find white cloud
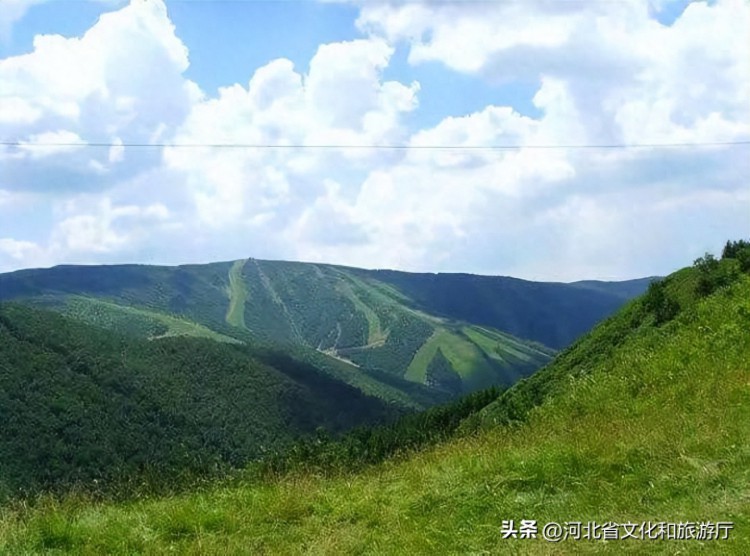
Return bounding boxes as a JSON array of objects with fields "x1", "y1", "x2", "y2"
[
  {"x1": 164, "y1": 37, "x2": 420, "y2": 227},
  {"x1": 0, "y1": 0, "x2": 201, "y2": 191},
  {"x1": 0, "y1": 96, "x2": 42, "y2": 125},
  {"x1": 52, "y1": 197, "x2": 170, "y2": 254},
  {"x1": 108, "y1": 137, "x2": 125, "y2": 164},
  {"x1": 0, "y1": 0, "x2": 748, "y2": 279},
  {"x1": 0, "y1": 236, "x2": 52, "y2": 271},
  {"x1": 0, "y1": 237, "x2": 41, "y2": 260},
  {"x1": 354, "y1": 0, "x2": 750, "y2": 147},
  {"x1": 277, "y1": 0, "x2": 748, "y2": 278},
  {"x1": 16, "y1": 130, "x2": 84, "y2": 159},
  {"x1": 513, "y1": 185, "x2": 750, "y2": 281},
  {"x1": 284, "y1": 179, "x2": 368, "y2": 249}
]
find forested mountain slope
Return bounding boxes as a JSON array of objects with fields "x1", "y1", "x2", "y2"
[
  {"x1": 1, "y1": 243, "x2": 744, "y2": 554},
  {"x1": 357, "y1": 268, "x2": 654, "y2": 349},
  {"x1": 0, "y1": 259, "x2": 646, "y2": 398},
  {"x1": 0, "y1": 304, "x2": 394, "y2": 498}
]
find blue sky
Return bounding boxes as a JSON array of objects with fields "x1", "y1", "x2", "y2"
[
  {"x1": 0, "y1": 0, "x2": 748, "y2": 280},
  {"x1": 2, "y1": 0, "x2": 542, "y2": 129}
]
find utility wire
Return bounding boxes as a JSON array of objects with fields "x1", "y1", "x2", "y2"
[
  {"x1": 2, "y1": 140, "x2": 749, "y2": 150},
  {"x1": 29, "y1": 0, "x2": 663, "y2": 3}
]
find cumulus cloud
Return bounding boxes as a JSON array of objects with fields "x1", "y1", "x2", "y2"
[
  {"x1": 0, "y1": 236, "x2": 50, "y2": 271},
  {"x1": 15, "y1": 130, "x2": 85, "y2": 159},
  {"x1": 355, "y1": 0, "x2": 750, "y2": 144},
  {"x1": 281, "y1": 0, "x2": 748, "y2": 277},
  {"x1": 164, "y1": 38, "x2": 419, "y2": 228},
  {"x1": 0, "y1": 0, "x2": 748, "y2": 279},
  {"x1": 0, "y1": 0, "x2": 201, "y2": 192},
  {"x1": 52, "y1": 197, "x2": 170, "y2": 254},
  {"x1": 0, "y1": 237, "x2": 41, "y2": 260}
]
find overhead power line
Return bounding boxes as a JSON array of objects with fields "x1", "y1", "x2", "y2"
[
  {"x1": 2, "y1": 140, "x2": 749, "y2": 150},
  {"x1": 28, "y1": 0, "x2": 662, "y2": 3}
]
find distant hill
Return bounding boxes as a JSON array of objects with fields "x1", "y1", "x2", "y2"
[
  {"x1": 0, "y1": 259, "x2": 647, "y2": 398},
  {"x1": 354, "y1": 269, "x2": 655, "y2": 349},
  {"x1": 568, "y1": 277, "x2": 659, "y2": 300}
]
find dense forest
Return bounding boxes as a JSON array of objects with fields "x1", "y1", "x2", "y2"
[{"x1": 0, "y1": 306, "x2": 395, "y2": 499}]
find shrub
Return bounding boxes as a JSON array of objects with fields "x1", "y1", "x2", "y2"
[{"x1": 642, "y1": 279, "x2": 679, "y2": 325}]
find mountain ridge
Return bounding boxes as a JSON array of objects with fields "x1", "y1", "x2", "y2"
[
  {"x1": 0, "y1": 258, "x2": 658, "y2": 285},
  {"x1": 0, "y1": 258, "x2": 650, "y2": 400}
]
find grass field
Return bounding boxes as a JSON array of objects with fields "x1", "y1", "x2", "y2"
[
  {"x1": 405, "y1": 328, "x2": 493, "y2": 386},
  {"x1": 406, "y1": 326, "x2": 552, "y2": 390},
  {"x1": 463, "y1": 326, "x2": 533, "y2": 362},
  {"x1": 225, "y1": 260, "x2": 248, "y2": 329}
]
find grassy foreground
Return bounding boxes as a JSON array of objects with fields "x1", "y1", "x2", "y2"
[{"x1": 1, "y1": 275, "x2": 748, "y2": 554}]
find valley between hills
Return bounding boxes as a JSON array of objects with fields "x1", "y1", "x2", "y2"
[{"x1": 2, "y1": 244, "x2": 748, "y2": 554}]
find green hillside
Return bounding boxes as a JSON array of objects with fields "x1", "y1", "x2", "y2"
[
  {"x1": 30, "y1": 295, "x2": 242, "y2": 344},
  {"x1": 0, "y1": 304, "x2": 396, "y2": 499},
  {"x1": 350, "y1": 268, "x2": 654, "y2": 349},
  {"x1": 203, "y1": 259, "x2": 556, "y2": 394},
  {"x1": 1, "y1": 243, "x2": 747, "y2": 554},
  {"x1": 24, "y1": 295, "x2": 448, "y2": 412},
  {"x1": 0, "y1": 258, "x2": 645, "y2": 400}
]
